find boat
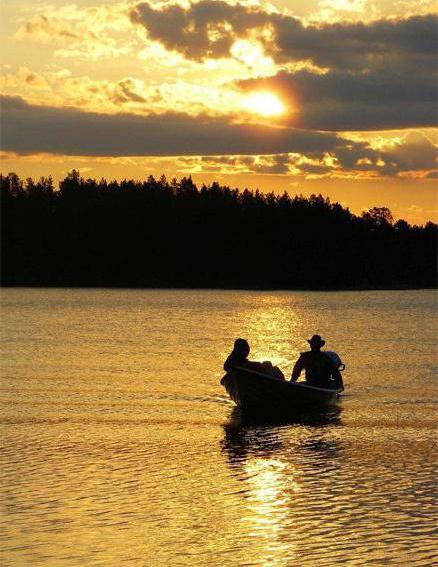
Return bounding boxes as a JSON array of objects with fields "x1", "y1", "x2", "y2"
[{"x1": 221, "y1": 367, "x2": 342, "y2": 416}]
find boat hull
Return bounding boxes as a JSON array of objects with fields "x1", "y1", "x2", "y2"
[{"x1": 221, "y1": 368, "x2": 341, "y2": 416}]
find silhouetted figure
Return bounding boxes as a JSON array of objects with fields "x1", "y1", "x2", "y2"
[
  {"x1": 223, "y1": 339, "x2": 285, "y2": 380},
  {"x1": 224, "y1": 338, "x2": 261, "y2": 372},
  {"x1": 291, "y1": 335, "x2": 344, "y2": 390}
]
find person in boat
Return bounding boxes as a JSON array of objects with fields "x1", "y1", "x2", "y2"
[
  {"x1": 224, "y1": 338, "x2": 262, "y2": 373},
  {"x1": 223, "y1": 339, "x2": 285, "y2": 380},
  {"x1": 291, "y1": 335, "x2": 344, "y2": 390}
]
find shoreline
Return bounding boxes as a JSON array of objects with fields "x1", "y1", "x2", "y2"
[{"x1": 1, "y1": 284, "x2": 436, "y2": 292}]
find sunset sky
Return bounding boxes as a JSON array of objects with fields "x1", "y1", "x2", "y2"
[{"x1": 1, "y1": 0, "x2": 437, "y2": 223}]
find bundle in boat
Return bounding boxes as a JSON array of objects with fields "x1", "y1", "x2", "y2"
[{"x1": 221, "y1": 367, "x2": 342, "y2": 416}]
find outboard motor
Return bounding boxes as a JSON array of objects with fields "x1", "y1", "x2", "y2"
[{"x1": 324, "y1": 351, "x2": 346, "y2": 371}]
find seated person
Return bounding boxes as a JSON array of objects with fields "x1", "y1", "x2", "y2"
[
  {"x1": 224, "y1": 339, "x2": 285, "y2": 380},
  {"x1": 291, "y1": 335, "x2": 344, "y2": 390},
  {"x1": 224, "y1": 338, "x2": 261, "y2": 373}
]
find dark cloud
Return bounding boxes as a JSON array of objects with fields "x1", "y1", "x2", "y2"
[
  {"x1": 130, "y1": 1, "x2": 437, "y2": 131},
  {"x1": 111, "y1": 79, "x2": 147, "y2": 104},
  {"x1": 273, "y1": 13, "x2": 437, "y2": 70},
  {"x1": 240, "y1": 66, "x2": 436, "y2": 130},
  {"x1": 334, "y1": 132, "x2": 437, "y2": 175},
  {"x1": 251, "y1": 154, "x2": 291, "y2": 175},
  {"x1": 131, "y1": 1, "x2": 271, "y2": 60},
  {"x1": 197, "y1": 154, "x2": 291, "y2": 174},
  {"x1": 1, "y1": 96, "x2": 435, "y2": 177},
  {"x1": 130, "y1": 1, "x2": 437, "y2": 70},
  {"x1": 0, "y1": 95, "x2": 350, "y2": 157},
  {"x1": 296, "y1": 162, "x2": 332, "y2": 175},
  {"x1": 183, "y1": 137, "x2": 437, "y2": 176},
  {"x1": 382, "y1": 132, "x2": 437, "y2": 172}
]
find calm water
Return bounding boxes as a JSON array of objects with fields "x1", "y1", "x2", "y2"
[{"x1": 1, "y1": 289, "x2": 437, "y2": 566}]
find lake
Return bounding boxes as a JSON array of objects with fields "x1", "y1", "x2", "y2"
[{"x1": 1, "y1": 288, "x2": 437, "y2": 566}]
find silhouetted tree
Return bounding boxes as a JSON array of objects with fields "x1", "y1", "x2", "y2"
[
  {"x1": 362, "y1": 206, "x2": 394, "y2": 227},
  {"x1": 1, "y1": 171, "x2": 436, "y2": 289}
]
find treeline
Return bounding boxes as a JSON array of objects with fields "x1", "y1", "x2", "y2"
[{"x1": 1, "y1": 171, "x2": 437, "y2": 289}]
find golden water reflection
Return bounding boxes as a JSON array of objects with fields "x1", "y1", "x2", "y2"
[
  {"x1": 243, "y1": 457, "x2": 297, "y2": 565},
  {"x1": 2, "y1": 289, "x2": 437, "y2": 566},
  {"x1": 235, "y1": 295, "x2": 304, "y2": 369},
  {"x1": 221, "y1": 410, "x2": 344, "y2": 566}
]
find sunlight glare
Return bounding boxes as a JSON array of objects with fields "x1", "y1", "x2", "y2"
[
  {"x1": 231, "y1": 39, "x2": 275, "y2": 71},
  {"x1": 243, "y1": 91, "x2": 286, "y2": 117}
]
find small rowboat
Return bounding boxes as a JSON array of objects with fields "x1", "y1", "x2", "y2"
[{"x1": 221, "y1": 367, "x2": 342, "y2": 416}]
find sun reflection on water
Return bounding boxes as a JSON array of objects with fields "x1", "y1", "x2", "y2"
[
  {"x1": 2, "y1": 289, "x2": 437, "y2": 566},
  {"x1": 242, "y1": 457, "x2": 299, "y2": 564},
  {"x1": 236, "y1": 295, "x2": 304, "y2": 371}
]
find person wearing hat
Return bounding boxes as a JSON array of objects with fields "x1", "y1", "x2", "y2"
[{"x1": 290, "y1": 335, "x2": 344, "y2": 390}]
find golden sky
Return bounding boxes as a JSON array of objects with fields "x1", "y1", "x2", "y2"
[{"x1": 1, "y1": 0, "x2": 437, "y2": 223}]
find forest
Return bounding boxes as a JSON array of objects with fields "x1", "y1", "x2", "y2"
[{"x1": 1, "y1": 171, "x2": 436, "y2": 289}]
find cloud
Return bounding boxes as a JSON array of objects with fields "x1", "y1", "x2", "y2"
[
  {"x1": 167, "y1": 134, "x2": 438, "y2": 177},
  {"x1": 131, "y1": 2, "x2": 437, "y2": 70},
  {"x1": 334, "y1": 131, "x2": 437, "y2": 176},
  {"x1": 110, "y1": 79, "x2": 148, "y2": 104},
  {"x1": 239, "y1": 65, "x2": 437, "y2": 130},
  {"x1": 193, "y1": 154, "x2": 293, "y2": 175},
  {"x1": 1, "y1": 96, "x2": 435, "y2": 179},
  {"x1": 1, "y1": 67, "x2": 243, "y2": 118},
  {"x1": 131, "y1": 0, "x2": 273, "y2": 61},
  {"x1": 16, "y1": 4, "x2": 134, "y2": 60},
  {"x1": 381, "y1": 132, "x2": 438, "y2": 172},
  {"x1": 0, "y1": 95, "x2": 351, "y2": 157},
  {"x1": 129, "y1": 1, "x2": 437, "y2": 131},
  {"x1": 18, "y1": 14, "x2": 80, "y2": 42},
  {"x1": 13, "y1": 1, "x2": 437, "y2": 135}
]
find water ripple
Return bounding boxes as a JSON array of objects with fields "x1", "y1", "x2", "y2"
[{"x1": 1, "y1": 289, "x2": 437, "y2": 566}]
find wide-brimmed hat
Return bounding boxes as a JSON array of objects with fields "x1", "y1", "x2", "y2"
[{"x1": 308, "y1": 334, "x2": 325, "y2": 347}]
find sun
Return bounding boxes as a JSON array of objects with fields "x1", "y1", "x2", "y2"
[{"x1": 243, "y1": 91, "x2": 286, "y2": 117}]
